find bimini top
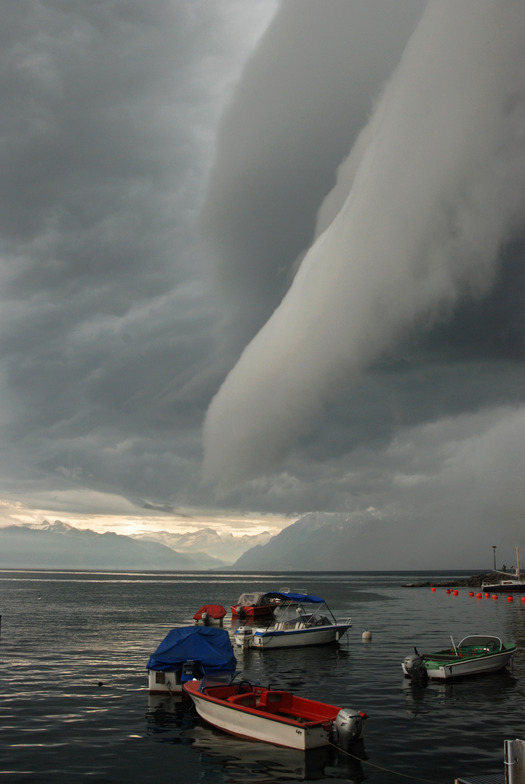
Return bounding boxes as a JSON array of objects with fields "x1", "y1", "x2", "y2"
[
  {"x1": 267, "y1": 591, "x2": 325, "y2": 604},
  {"x1": 146, "y1": 626, "x2": 237, "y2": 673}
]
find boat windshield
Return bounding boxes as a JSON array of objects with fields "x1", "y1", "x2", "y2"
[
  {"x1": 272, "y1": 600, "x2": 331, "y2": 626},
  {"x1": 458, "y1": 635, "x2": 502, "y2": 650},
  {"x1": 199, "y1": 671, "x2": 239, "y2": 690}
]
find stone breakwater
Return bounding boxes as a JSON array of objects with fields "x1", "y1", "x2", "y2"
[{"x1": 402, "y1": 573, "x2": 500, "y2": 588}]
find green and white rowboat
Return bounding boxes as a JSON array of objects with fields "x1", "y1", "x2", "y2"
[{"x1": 402, "y1": 635, "x2": 516, "y2": 680}]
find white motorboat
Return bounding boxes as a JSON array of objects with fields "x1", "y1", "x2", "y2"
[
  {"x1": 183, "y1": 677, "x2": 367, "y2": 751},
  {"x1": 234, "y1": 591, "x2": 351, "y2": 649}
]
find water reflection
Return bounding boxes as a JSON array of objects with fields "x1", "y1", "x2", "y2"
[
  {"x1": 401, "y1": 668, "x2": 518, "y2": 715},
  {"x1": 183, "y1": 725, "x2": 366, "y2": 783},
  {"x1": 146, "y1": 694, "x2": 195, "y2": 743}
]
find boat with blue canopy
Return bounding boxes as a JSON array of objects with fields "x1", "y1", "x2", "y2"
[{"x1": 234, "y1": 590, "x2": 352, "y2": 649}]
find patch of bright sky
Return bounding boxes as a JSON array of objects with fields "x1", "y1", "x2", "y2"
[{"x1": 0, "y1": 495, "x2": 291, "y2": 538}]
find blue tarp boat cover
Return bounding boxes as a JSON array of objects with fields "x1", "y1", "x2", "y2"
[
  {"x1": 267, "y1": 591, "x2": 325, "y2": 604},
  {"x1": 146, "y1": 626, "x2": 237, "y2": 673}
]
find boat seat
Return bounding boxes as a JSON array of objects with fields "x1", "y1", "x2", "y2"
[
  {"x1": 258, "y1": 690, "x2": 293, "y2": 712},
  {"x1": 227, "y1": 693, "x2": 257, "y2": 707}
]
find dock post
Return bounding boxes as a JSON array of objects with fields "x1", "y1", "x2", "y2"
[{"x1": 505, "y1": 739, "x2": 525, "y2": 784}]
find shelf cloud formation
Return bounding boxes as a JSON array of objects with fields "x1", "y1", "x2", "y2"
[{"x1": 203, "y1": 0, "x2": 525, "y2": 492}]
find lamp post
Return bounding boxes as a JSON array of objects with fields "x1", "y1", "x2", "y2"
[{"x1": 492, "y1": 545, "x2": 497, "y2": 570}]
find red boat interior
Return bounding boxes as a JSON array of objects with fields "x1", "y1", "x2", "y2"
[{"x1": 199, "y1": 683, "x2": 338, "y2": 726}]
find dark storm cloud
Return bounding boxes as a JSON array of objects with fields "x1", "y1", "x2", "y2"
[{"x1": 0, "y1": 0, "x2": 277, "y2": 509}]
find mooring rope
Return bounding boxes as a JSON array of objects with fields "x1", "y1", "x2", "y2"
[{"x1": 328, "y1": 740, "x2": 444, "y2": 784}]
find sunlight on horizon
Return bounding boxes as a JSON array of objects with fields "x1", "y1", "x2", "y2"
[{"x1": 0, "y1": 496, "x2": 292, "y2": 538}]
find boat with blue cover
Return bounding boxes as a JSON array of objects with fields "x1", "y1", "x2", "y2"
[{"x1": 146, "y1": 626, "x2": 237, "y2": 694}]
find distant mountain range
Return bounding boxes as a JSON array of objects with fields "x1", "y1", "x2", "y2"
[
  {"x1": 134, "y1": 527, "x2": 271, "y2": 564},
  {"x1": 232, "y1": 511, "x2": 489, "y2": 571},
  {"x1": 0, "y1": 521, "x2": 224, "y2": 570},
  {"x1": 0, "y1": 514, "x2": 393, "y2": 572},
  {"x1": 2, "y1": 512, "x2": 486, "y2": 572},
  {"x1": 233, "y1": 511, "x2": 408, "y2": 571}
]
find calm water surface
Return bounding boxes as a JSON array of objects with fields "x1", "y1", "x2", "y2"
[{"x1": 1, "y1": 570, "x2": 525, "y2": 783}]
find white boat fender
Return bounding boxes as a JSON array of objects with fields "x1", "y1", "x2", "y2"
[{"x1": 330, "y1": 708, "x2": 368, "y2": 751}]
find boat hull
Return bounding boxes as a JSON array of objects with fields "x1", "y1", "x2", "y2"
[
  {"x1": 482, "y1": 582, "x2": 525, "y2": 593},
  {"x1": 189, "y1": 694, "x2": 330, "y2": 750},
  {"x1": 182, "y1": 681, "x2": 357, "y2": 751},
  {"x1": 249, "y1": 623, "x2": 351, "y2": 649},
  {"x1": 422, "y1": 648, "x2": 515, "y2": 679},
  {"x1": 148, "y1": 668, "x2": 183, "y2": 694},
  {"x1": 403, "y1": 637, "x2": 517, "y2": 680}
]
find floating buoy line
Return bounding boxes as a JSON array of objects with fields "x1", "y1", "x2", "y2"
[{"x1": 431, "y1": 587, "x2": 525, "y2": 602}]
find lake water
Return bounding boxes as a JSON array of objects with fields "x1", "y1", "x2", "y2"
[{"x1": 1, "y1": 569, "x2": 524, "y2": 783}]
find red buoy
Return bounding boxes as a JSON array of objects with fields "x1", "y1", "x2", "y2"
[
  {"x1": 507, "y1": 596, "x2": 513, "y2": 602},
  {"x1": 446, "y1": 589, "x2": 451, "y2": 594},
  {"x1": 485, "y1": 593, "x2": 490, "y2": 598},
  {"x1": 492, "y1": 594, "x2": 498, "y2": 600},
  {"x1": 453, "y1": 590, "x2": 459, "y2": 596},
  {"x1": 476, "y1": 593, "x2": 482, "y2": 599},
  {"x1": 431, "y1": 587, "x2": 436, "y2": 592},
  {"x1": 468, "y1": 592, "x2": 474, "y2": 597}
]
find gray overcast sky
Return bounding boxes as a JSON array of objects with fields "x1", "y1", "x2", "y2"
[{"x1": 1, "y1": 0, "x2": 525, "y2": 566}]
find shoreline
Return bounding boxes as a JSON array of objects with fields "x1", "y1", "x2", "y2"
[{"x1": 402, "y1": 572, "x2": 502, "y2": 588}]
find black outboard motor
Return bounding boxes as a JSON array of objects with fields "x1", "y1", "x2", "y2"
[
  {"x1": 402, "y1": 648, "x2": 427, "y2": 681},
  {"x1": 330, "y1": 708, "x2": 368, "y2": 751}
]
